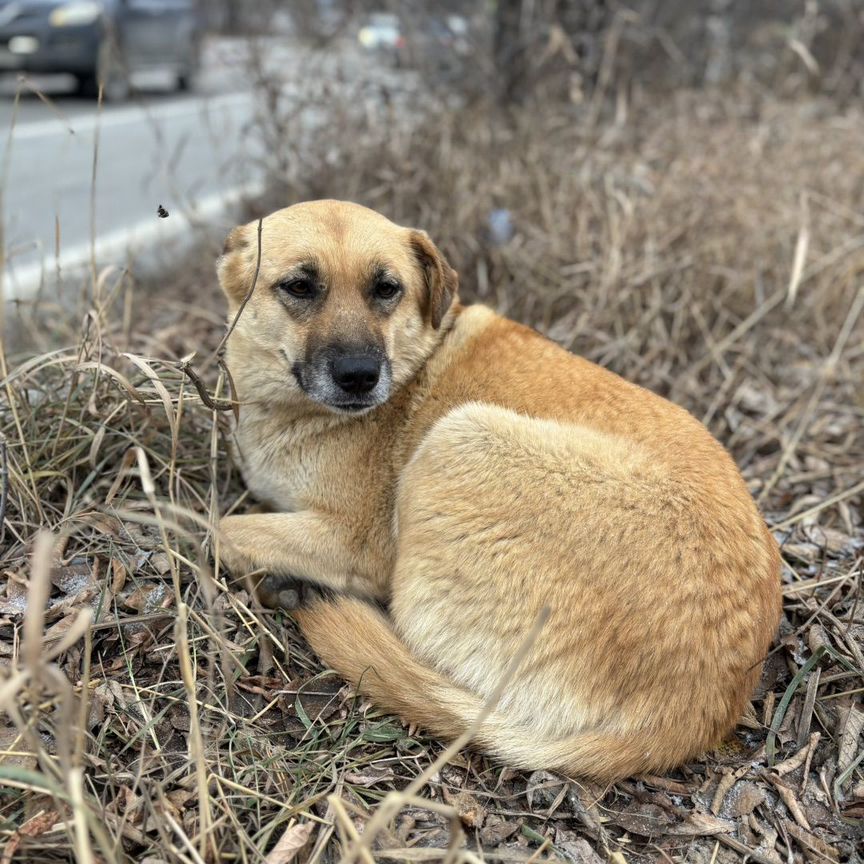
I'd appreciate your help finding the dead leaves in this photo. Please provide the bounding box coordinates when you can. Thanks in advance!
[608,801,668,837]
[836,701,864,783]
[665,811,734,836]
[0,549,175,671]
[724,781,766,819]
[0,810,61,864]
[551,831,605,863]
[0,727,36,772]
[1,353,857,864]
[86,679,127,730]
[840,782,864,820]
[122,581,170,613]
[610,786,734,839]
[264,822,315,864]
[0,557,97,626]
[478,818,521,846]
[768,775,812,830]
[441,789,486,829]
[344,765,397,789]
[783,819,841,861]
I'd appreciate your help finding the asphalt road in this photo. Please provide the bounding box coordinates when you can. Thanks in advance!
[0,37,263,301]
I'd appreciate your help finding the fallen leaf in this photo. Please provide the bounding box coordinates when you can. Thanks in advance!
[711,769,738,814]
[769,776,811,830]
[836,702,864,782]
[110,558,127,593]
[665,812,734,835]
[105,785,142,823]
[553,830,604,863]
[150,552,172,575]
[443,789,486,828]
[609,801,668,836]
[86,682,115,729]
[782,818,839,861]
[343,765,396,788]
[736,382,780,415]
[123,582,169,612]
[291,677,344,727]
[0,809,61,864]
[803,524,855,555]
[51,558,96,595]
[727,781,766,817]
[480,817,521,845]
[525,770,566,810]
[782,542,820,563]
[265,822,314,864]
[75,512,123,536]
[0,574,28,616]
[170,706,191,732]
[165,789,194,811]
[43,615,81,644]
[839,800,864,820]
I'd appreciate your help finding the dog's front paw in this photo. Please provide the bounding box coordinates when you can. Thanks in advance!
[254,574,328,610]
[217,515,258,575]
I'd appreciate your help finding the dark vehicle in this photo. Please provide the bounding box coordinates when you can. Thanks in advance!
[0,0,202,100]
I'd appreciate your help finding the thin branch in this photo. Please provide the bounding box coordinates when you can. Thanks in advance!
[0,437,7,545]
[179,217,264,414]
[212,216,264,363]
[177,359,236,413]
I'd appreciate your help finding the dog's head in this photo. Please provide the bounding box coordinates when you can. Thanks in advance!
[218,200,458,414]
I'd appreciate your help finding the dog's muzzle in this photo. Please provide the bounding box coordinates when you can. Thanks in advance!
[291,349,392,414]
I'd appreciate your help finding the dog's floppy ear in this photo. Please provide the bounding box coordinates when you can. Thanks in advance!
[410,230,458,329]
[217,223,250,302]
[222,224,247,256]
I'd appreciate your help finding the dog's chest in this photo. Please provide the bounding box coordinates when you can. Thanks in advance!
[234,413,392,518]
[238,445,311,512]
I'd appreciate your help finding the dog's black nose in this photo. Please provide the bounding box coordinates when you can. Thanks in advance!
[330,355,381,395]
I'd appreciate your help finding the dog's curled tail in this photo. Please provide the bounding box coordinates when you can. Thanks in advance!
[294,596,655,782]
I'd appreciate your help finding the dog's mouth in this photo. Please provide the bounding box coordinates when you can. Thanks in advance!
[334,402,376,413]
[310,390,390,416]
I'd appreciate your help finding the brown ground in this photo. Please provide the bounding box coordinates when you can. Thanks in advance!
[1,88,862,863]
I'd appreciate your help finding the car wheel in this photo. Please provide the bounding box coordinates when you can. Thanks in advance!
[176,39,201,92]
[77,40,130,101]
[74,72,98,98]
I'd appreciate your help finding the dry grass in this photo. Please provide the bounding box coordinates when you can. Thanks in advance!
[1,83,863,863]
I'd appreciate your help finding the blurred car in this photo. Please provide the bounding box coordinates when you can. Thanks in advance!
[421,15,471,74]
[0,0,203,100]
[357,12,405,67]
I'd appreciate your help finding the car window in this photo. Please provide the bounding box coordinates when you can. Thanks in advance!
[369,14,398,28]
[127,0,193,9]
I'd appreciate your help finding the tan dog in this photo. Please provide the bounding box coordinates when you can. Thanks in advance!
[217,200,781,782]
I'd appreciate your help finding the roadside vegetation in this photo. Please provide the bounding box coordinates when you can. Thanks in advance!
[1,4,863,862]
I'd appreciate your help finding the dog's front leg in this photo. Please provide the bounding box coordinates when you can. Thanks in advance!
[217,512,383,602]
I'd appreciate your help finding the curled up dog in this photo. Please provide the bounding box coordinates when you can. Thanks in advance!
[216,199,782,782]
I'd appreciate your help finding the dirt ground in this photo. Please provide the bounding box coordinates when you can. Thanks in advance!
[1,87,863,863]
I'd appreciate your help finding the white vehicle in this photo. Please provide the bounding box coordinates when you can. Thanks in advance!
[357,12,405,66]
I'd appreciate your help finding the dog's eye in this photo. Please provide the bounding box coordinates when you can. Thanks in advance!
[374,280,401,300]
[278,278,316,299]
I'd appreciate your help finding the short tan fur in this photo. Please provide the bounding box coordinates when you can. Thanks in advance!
[217,199,781,782]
